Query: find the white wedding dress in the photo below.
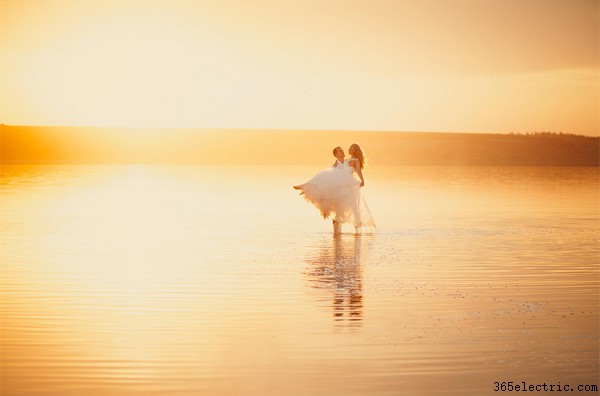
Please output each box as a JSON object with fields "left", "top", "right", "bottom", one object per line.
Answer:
{"left": 295, "top": 160, "right": 376, "bottom": 231}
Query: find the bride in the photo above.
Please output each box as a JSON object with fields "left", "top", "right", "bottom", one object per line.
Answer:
{"left": 293, "top": 144, "right": 376, "bottom": 234}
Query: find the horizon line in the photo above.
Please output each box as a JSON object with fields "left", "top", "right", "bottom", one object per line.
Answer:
{"left": 1, "top": 124, "right": 597, "bottom": 138}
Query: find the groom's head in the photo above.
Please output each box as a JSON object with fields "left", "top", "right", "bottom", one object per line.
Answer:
{"left": 333, "top": 147, "right": 345, "bottom": 161}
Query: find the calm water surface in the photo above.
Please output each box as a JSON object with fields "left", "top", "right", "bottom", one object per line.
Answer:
{"left": 1, "top": 165, "right": 598, "bottom": 395}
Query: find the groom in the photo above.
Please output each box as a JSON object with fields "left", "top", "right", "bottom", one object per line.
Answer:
{"left": 331, "top": 146, "right": 345, "bottom": 233}
{"left": 293, "top": 146, "right": 346, "bottom": 234}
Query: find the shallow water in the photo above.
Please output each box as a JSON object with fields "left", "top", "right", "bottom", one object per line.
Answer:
{"left": 1, "top": 164, "right": 598, "bottom": 395}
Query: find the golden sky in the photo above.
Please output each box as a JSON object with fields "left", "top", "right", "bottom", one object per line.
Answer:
{"left": 1, "top": 0, "right": 598, "bottom": 135}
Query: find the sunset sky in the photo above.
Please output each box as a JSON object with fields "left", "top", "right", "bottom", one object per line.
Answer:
{"left": 2, "top": 0, "right": 598, "bottom": 135}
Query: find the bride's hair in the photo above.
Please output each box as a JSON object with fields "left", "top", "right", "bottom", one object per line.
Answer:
{"left": 349, "top": 143, "right": 366, "bottom": 169}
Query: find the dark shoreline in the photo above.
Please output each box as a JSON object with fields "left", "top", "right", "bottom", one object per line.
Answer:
{"left": 1, "top": 125, "right": 598, "bottom": 166}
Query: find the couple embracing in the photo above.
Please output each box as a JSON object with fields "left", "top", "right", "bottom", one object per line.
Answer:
{"left": 294, "top": 143, "right": 376, "bottom": 234}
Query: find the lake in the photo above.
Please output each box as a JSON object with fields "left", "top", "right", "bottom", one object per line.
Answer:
{"left": 1, "top": 164, "right": 598, "bottom": 395}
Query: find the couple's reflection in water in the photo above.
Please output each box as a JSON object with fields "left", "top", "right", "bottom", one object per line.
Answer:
{"left": 305, "top": 234, "right": 371, "bottom": 330}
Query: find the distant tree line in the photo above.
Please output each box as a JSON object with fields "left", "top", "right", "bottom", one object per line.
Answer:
{"left": 1, "top": 125, "right": 598, "bottom": 166}
{"left": 510, "top": 131, "right": 597, "bottom": 139}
